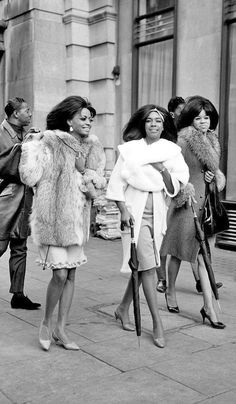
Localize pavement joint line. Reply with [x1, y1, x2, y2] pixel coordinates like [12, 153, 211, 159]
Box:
[78, 347, 124, 373]
[146, 365, 208, 398]
[0, 388, 14, 404]
[5, 312, 38, 327]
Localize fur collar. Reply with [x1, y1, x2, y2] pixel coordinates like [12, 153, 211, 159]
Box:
[43, 130, 99, 158]
[178, 126, 221, 173]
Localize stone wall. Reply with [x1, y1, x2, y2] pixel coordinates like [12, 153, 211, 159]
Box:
[176, 0, 223, 110]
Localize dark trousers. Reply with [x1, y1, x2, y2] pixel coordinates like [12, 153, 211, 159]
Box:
[0, 238, 27, 294]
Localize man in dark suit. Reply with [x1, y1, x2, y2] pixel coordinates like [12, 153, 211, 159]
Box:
[0, 97, 41, 309]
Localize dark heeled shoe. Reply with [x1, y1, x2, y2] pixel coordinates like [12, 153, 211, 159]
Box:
[156, 280, 167, 293]
[114, 310, 135, 332]
[200, 307, 226, 329]
[165, 294, 179, 313]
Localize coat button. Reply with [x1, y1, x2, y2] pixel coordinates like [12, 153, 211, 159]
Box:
[201, 169, 204, 173]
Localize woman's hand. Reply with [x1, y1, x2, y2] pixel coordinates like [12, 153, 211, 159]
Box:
[120, 210, 134, 231]
[116, 201, 134, 230]
[205, 170, 214, 183]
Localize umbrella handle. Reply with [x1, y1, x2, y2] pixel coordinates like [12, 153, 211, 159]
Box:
[129, 218, 134, 239]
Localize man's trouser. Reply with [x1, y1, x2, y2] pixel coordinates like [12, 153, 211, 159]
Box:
[0, 238, 27, 294]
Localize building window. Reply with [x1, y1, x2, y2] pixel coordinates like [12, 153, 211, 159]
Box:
[132, 0, 176, 110]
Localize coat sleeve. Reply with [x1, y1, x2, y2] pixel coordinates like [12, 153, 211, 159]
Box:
[164, 151, 190, 197]
[172, 138, 195, 207]
[83, 137, 107, 190]
[106, 155, 128, 202]
[19, 134, 49, 187]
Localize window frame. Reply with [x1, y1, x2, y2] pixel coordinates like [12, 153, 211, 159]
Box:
[219, 0, 236, 199]
[131, 0, 178, 112]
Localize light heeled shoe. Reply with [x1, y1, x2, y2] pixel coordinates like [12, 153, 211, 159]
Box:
[153, 337, 165, 348]
[114, 310, 135, 332]
[52, 331, 80, 350]
[39, 322, 51, 351]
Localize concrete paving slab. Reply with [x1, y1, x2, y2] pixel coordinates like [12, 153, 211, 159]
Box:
[81, 327, 213, 373]
[0, 349, 120, 404]
[69, 316, 127, 343]
[27, 367, 205, 404]
[181, 316, 236, 346]
[149, 344, 236, 397]
[0, 236, 235, 403]
[199, 389, 236, 403]
[0, 392, 12, 404]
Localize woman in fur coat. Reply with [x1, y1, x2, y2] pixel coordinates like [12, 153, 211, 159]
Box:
[19, 96, 106, 351]
[161, 96, 226, 329]
[107, 105, 189, 348]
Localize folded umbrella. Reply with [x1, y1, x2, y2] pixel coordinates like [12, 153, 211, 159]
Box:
[191, 198, 219, 302]
[128, 218, 141, 344]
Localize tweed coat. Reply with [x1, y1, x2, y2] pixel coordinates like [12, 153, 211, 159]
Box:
[0, 119, 33, 240]
[160, 126, 226, 263]
[19, 130, 106, 247]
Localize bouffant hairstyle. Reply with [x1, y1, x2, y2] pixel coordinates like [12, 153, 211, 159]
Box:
[177, 96, 219, 131]
[46, 96, 96, 132]
[123, 104, 177, 143]
[167, 96, 185, 113]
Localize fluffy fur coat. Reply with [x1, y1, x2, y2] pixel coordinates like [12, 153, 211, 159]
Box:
[174, 127, 225, 207]
[160, 126, 226, 263]
[19, 130, 106, 247]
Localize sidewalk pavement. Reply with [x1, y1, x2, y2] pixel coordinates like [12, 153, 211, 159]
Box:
[0, 235, 236, 404]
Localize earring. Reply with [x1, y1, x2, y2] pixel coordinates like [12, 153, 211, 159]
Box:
[69, 126, 73, 132]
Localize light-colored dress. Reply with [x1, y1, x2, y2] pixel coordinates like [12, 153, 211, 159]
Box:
[136, 193, 158, 271]
[38, 245, 87, 271]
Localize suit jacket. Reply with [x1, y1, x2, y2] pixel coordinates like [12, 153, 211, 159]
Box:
[0, 119, 33, 240]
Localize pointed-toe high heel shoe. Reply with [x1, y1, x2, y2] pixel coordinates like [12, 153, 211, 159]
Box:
[114, 310, 135, 332]
[39, 322, 51, 351]
[165, 294, 179, 313]
[153, 337, 165, 348]
[200, 307, 226, 329]
[52, 331, 80, 350]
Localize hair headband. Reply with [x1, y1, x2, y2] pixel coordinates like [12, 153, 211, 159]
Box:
[149, 108, 164, 121]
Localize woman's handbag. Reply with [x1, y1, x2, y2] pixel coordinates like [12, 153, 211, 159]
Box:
[202, 182, 229, 237]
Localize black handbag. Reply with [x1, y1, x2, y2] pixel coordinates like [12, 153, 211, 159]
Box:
[202, 182, 229, 237]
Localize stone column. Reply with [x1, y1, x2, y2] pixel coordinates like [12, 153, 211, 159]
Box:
[63, 0, 117, 172]
[3, 0, 66, 129]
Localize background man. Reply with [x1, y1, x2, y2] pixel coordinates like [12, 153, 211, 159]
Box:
[0, 97, 41, 309]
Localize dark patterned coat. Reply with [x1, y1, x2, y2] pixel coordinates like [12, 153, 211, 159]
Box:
[160, 126, 225, 263]
[0, 120, 33, 240]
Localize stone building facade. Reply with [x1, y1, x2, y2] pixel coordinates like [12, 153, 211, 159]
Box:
[0, 0, 235, 248]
